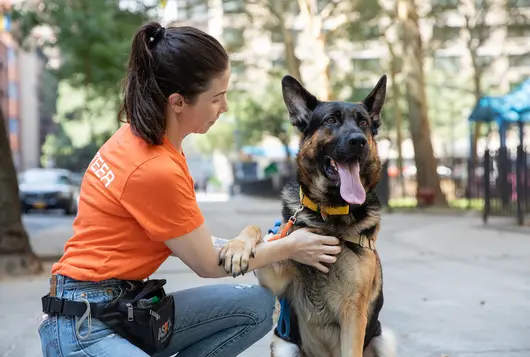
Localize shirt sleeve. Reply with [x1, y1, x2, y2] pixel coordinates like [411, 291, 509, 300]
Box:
[120, 157, 205, 241]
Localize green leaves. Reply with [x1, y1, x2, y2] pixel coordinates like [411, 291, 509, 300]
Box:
[194, 77, 293, 156]
[231, 80, 292, 145]
[10, 0, 154, 103]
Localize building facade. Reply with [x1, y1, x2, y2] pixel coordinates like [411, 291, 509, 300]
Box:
[0, 0, 58, 171]
[0, 3, 22, 170]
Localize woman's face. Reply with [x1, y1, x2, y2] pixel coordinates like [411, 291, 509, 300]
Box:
[174, 67, 231, 135]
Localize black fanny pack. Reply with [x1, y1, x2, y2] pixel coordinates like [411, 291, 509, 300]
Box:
[42, 278, 174, 355]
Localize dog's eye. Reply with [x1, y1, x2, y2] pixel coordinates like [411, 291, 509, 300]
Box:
[325, 116, 337, 125]
[359, 119, 369, 127]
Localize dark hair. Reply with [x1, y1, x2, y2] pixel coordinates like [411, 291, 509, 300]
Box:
[118, 21, 229, 145]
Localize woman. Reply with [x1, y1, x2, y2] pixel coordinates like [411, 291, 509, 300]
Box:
[38, 22, 341, 357]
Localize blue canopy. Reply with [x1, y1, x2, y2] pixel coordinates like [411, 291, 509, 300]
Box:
[242, 145, 298, 158]
[468, 78, 530, 124]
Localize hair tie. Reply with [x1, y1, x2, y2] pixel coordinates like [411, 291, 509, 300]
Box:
[149, 27, 166, 45]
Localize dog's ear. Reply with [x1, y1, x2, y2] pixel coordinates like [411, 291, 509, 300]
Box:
[362, 74, 387, 135]
[281, 75, 319, 132]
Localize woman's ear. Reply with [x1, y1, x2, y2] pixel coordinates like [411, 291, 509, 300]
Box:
[168, 93, 185, 113]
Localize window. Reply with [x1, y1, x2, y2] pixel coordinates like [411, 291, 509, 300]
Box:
[272, 58, 286, 68]
[20, 170, 71, 185]
[352, 58, 381, 73]
[223, 27, 244, 50]
[508, 54, 530, 67]
[507, 0, 530, 7]
[271, 28, 283, 43]
[223, 0, 245, 14]
[432, 0, 459, 6]
[230, 59, 245, 74]
[432, 26, 461, 45]
[9, 118, 18, 134]
[509, 79, 526, 91]
[57, 175, 71, 185]
[476, 55, 494, 68]
[8, 82, 17, 99]
[433, 56, 461, 72]
[177, 0, 208, 22]
[431, 0, 459, 10]
[7, 48, 16, 63]
[507, 25, 530, 38]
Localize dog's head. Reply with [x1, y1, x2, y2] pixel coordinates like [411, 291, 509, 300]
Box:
[282, 74, 387, 207]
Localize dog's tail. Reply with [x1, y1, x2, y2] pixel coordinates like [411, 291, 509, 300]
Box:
[364, 325, 397, 357]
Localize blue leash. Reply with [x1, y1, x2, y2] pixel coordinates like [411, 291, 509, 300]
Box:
[277, 297, 291, 339]
[268, 220, 291, 340]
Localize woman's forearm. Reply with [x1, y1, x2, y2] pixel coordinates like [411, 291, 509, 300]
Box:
[208, 237, 292, 278]
[166, 225, 292, 279]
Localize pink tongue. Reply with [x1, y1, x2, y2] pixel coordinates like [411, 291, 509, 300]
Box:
[337, 162, 366, 204]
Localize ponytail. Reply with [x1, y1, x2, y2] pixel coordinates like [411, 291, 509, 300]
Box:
[118, 22, 167, 145]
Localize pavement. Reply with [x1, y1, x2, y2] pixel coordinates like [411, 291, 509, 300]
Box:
[2, 194, 530, 357]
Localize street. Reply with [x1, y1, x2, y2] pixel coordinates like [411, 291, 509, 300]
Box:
[2, 195, 530, 357]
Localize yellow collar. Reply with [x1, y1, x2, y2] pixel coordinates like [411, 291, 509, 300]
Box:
[299, 188, 350, 215]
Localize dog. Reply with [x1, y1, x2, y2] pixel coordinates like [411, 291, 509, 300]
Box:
[219, 74, 396, 357]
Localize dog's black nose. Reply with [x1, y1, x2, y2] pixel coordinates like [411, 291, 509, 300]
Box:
[335, 133, 368, 160]
[348, 134, 367, 149]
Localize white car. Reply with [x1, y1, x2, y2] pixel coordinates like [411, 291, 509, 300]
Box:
[18, 168, 79, 215]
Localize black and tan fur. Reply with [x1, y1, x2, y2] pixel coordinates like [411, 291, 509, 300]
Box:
[220, 75, 396, 357]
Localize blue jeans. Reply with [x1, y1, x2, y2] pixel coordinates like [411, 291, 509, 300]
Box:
[38, 275, 275, 357]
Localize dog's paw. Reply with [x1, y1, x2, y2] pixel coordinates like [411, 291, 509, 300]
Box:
[218, 225, 262, 278]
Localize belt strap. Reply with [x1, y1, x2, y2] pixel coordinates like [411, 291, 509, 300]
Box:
[41, 294, 103, 318]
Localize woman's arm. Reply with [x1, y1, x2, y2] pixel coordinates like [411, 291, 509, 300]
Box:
[165, 223, 340, 278]
[170, 236, 227, 257]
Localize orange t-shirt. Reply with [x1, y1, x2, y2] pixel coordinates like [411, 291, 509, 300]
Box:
[52, 124, 205, 281]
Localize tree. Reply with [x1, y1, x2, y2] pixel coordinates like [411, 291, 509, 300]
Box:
[397, 0, 447, 206]
[428, 0, 530, 164]
[0, 111, 43, 278]
[195, 80, 294, 160]
[232, 82, 294, 161]
[10, 0, 155, 128]
[193, 118, 237, 155]
[265, 0, 303, 82]
[256, 0, 379, 100]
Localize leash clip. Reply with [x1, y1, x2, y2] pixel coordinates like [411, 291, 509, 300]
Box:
[290, 204, 304, 223]
[267, 205, 305, 242]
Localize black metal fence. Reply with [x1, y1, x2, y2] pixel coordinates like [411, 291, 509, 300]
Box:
[478, 146, 530, 225]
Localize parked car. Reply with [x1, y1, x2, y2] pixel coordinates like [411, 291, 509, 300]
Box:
[18, 168, 79, 215]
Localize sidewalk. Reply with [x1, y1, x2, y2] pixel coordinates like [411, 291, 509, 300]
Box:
[2, 197, 530, 357]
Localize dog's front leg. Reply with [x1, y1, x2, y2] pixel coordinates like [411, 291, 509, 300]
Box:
[255, 261, 294, 296]
[339, 292, 370, 357]
[218, 225, 263, 277]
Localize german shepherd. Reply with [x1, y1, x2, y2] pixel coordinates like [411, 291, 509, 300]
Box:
[219, 75, 396, 357]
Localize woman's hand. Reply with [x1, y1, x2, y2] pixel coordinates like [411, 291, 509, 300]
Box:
[285, 228, 341, 273]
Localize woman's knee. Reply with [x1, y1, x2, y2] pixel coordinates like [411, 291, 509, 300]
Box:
[244, 285, 275, 330]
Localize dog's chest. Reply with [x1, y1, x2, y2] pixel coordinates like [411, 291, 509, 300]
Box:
[291, 245, 376, 322]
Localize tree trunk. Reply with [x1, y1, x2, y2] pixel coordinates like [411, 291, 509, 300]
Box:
[0, 110, 43, 278]
[278, 132, 295, 175]
[469, 47, 482, 166]
[317, 34, 332, 101]
[272, 0, 303, 82]
[387, 41, 406, 197]
[397, 0, 447, 206]
[296, 0, 331, 99]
